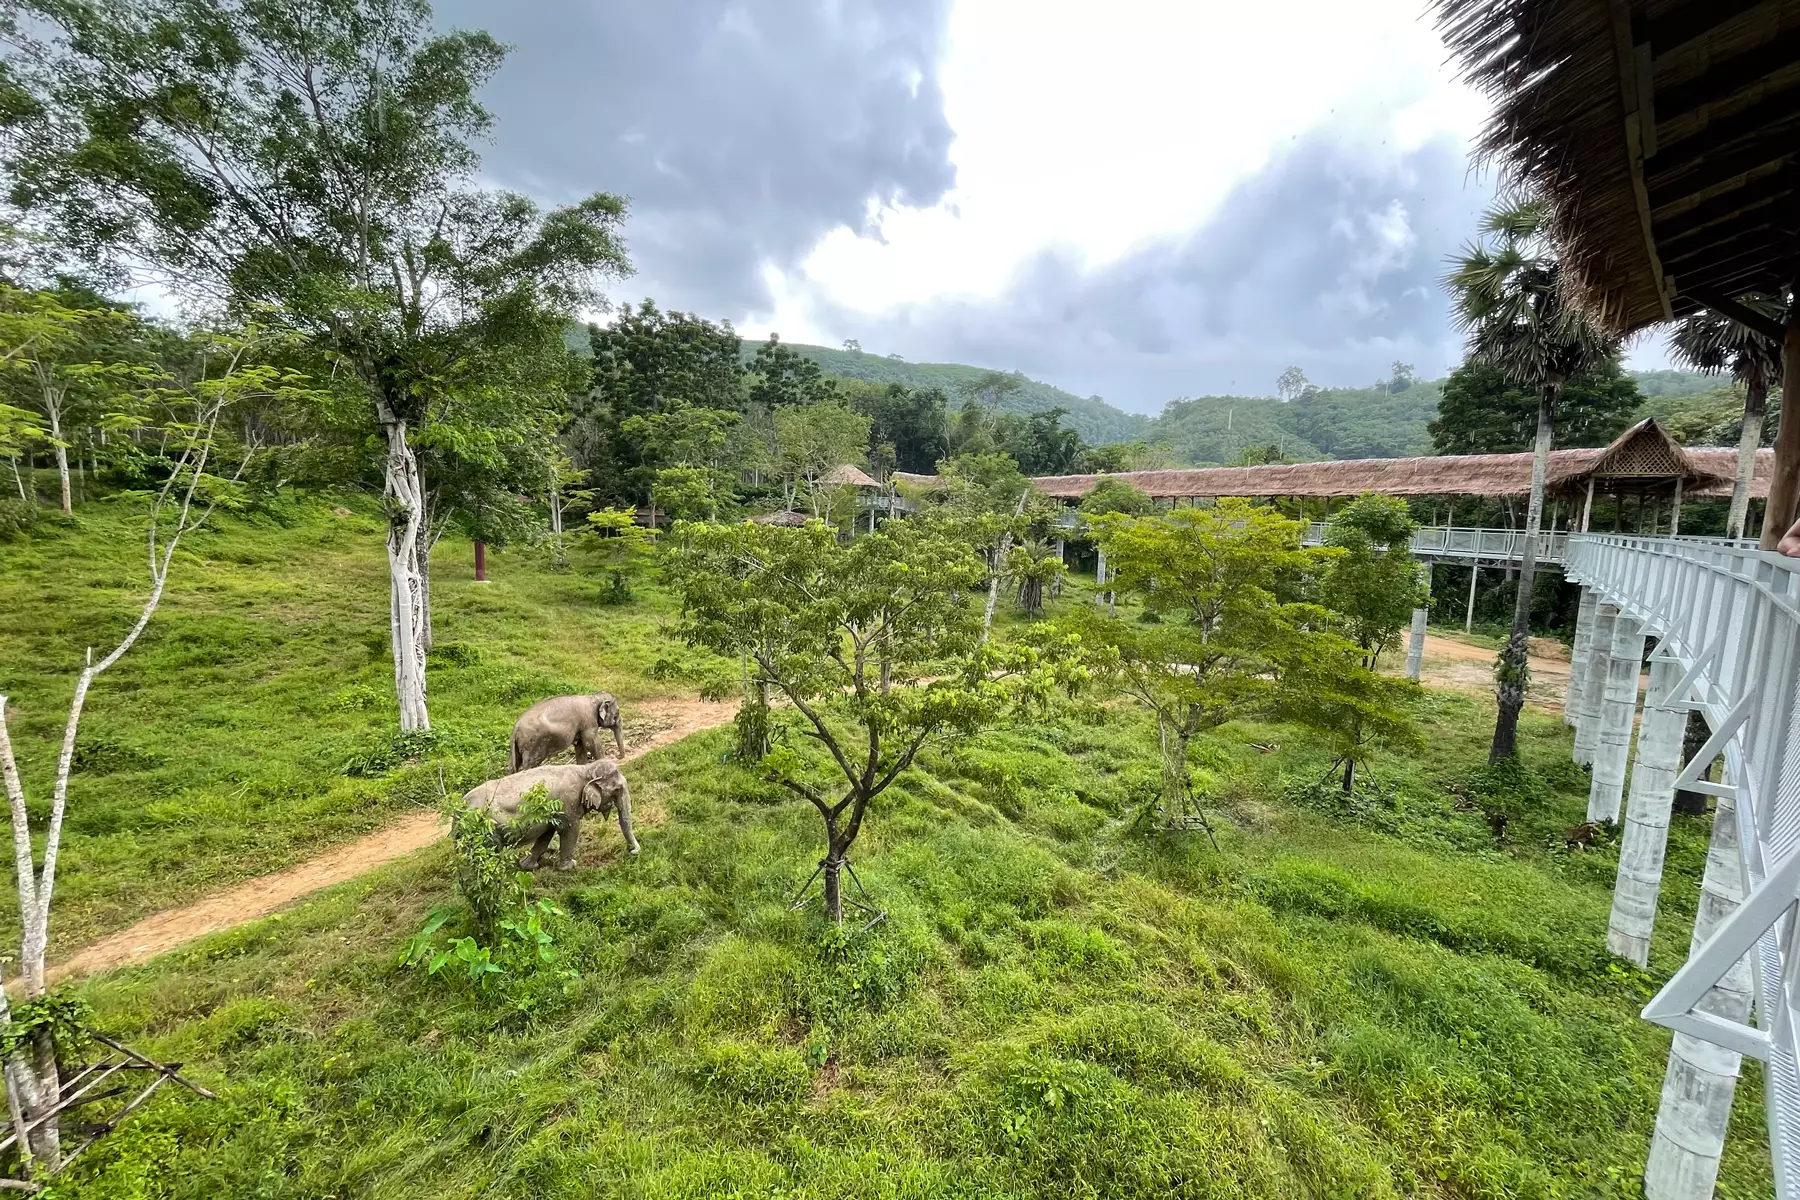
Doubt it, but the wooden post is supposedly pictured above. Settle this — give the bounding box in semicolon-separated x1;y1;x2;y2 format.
473;540;487;582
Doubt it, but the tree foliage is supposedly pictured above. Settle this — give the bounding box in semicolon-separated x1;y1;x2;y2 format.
669;517;1081;920
1429;358;1640;455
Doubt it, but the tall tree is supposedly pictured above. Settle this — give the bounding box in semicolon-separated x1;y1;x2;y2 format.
772;401;870;518
1445;199;1615;762
1;0;630;731
1667;295;1785;539
748;334;837;409
1429;357;1641;456
1276;366;1310;401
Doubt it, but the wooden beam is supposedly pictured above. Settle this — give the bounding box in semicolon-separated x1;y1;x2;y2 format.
1655;25;1800;121
1648;135;1800;211
1666;234;1789;279
1633;0;1764;56
1655;170;1793;239
1609;0;1674;320
1654;92;1800;174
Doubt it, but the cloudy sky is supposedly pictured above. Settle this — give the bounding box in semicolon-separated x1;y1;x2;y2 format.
436;0;1652;413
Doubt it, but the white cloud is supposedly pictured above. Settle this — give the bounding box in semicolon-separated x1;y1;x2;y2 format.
749;0;1489;343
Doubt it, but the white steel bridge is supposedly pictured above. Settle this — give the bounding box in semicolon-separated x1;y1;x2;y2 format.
1560;533;1800;1199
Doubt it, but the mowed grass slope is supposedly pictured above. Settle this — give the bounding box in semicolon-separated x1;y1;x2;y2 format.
0;496;721;951
2;498;1771;1196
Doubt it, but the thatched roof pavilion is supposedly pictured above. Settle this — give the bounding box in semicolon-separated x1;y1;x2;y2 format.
1433;0;1800;544
819;464;881;488
1033;421;1759;505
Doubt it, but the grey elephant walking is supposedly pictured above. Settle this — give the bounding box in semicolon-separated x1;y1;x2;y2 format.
510;693;624;771
462;759;639;870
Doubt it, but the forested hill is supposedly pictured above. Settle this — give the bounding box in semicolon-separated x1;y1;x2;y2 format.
751;342;1153;446
1143;380;1447;464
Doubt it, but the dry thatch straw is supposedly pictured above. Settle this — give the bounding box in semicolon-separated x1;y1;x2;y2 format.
1433;0;1800;334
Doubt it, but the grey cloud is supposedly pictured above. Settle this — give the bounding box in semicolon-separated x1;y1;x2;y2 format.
434;0;956;313
814;130;1495;413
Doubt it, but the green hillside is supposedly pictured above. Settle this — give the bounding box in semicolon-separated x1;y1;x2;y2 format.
1144;381;1445;465
5;502;1769;1198
754;342;1153;447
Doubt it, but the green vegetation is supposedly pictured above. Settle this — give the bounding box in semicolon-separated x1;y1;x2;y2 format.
0;499;711;953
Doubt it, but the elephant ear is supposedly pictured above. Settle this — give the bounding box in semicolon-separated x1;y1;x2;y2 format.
597;693;619;728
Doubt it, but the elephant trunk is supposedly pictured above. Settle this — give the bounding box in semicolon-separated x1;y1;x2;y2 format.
612;721;625;757
614;781;640;854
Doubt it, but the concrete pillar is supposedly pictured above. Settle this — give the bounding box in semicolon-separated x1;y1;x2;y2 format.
1054;538;1065;563
1573;603;1618;766
1403;608;1428;680
1588;613;1645;823
1567;589;1599;728
1464;564;1479;633
1645;792;1752;1200
1606;656;1683;965
1670;477;1684;536
1096;544;1106;587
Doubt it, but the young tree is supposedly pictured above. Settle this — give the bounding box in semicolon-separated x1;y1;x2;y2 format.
0;286;146;514
1317;494;1427;791
1007;539;1065;619
2;0;631;731
585;507;656;603
772;402;871;516
1667;295;1785;539
1082;500;1344;829
0;328;314;1165
1321;494;1425;671
1445;199;1616;762
669;517;1079;921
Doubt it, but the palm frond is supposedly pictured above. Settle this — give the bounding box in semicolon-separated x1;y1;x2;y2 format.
1666;295;1785;385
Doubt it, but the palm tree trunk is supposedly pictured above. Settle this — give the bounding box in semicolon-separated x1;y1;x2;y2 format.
1727;370;1768;540
1492;381;1556;761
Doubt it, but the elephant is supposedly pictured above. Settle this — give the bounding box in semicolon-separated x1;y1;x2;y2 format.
509;693;624;772
461;759;639;870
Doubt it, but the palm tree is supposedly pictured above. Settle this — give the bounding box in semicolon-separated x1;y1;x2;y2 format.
1667;295;1784;539
1446;199;1617;762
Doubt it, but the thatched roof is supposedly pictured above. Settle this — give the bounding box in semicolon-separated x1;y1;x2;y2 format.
1435;0;1800;333
1032;422;1762;501
891;470;945;489
819;464;880;488
747;509;810;527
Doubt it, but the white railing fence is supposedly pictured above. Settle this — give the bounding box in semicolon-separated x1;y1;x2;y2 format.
1565;532;1800;1199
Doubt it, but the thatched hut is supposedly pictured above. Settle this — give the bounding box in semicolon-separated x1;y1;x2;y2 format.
1433;0;1800;545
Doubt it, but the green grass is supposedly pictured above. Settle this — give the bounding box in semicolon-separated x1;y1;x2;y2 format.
0;494;723;951
0;495;1771;1197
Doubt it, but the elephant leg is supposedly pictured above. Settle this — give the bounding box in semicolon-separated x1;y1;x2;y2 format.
520;825;555;870
554;818;580;871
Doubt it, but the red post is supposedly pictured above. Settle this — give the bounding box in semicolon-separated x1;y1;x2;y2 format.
474;539;487;582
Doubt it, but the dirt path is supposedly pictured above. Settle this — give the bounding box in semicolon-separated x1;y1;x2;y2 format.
49;697;738;985
1417;632;1572;712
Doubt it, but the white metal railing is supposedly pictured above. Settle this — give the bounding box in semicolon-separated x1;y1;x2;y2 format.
1302;523;1570;563
1564;533;1800;1196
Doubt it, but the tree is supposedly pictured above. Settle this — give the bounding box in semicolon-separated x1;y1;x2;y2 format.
2;0;631;731
843;381;948;474
584;507;655;603
772;402;870;517
669;517;1078;921
1318;494;1426;791
748;335;838;409
1005;407;1085;475
1445;198;1616;762
574;302;744;506
1667;295;1786;539
0;286;149;514
1079;478;1154;518
0;327;313;1167
1276;366;1310;402
1082;500;1342;830
1429;357;1640;455
1389;362;1416;394
842;339;861;354
1007;539;1065;620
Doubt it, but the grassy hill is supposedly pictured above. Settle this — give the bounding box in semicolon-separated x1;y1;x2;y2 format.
754;342;1153;447
0;497;1773;1197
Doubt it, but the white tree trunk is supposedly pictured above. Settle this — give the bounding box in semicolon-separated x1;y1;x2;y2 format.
45;399;70;517
381;419;430;731
1607;656;1683;965
1725;380;1766;541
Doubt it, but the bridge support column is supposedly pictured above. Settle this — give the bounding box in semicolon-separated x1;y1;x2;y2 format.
1589;614;1645;823
1464;564;1479;632
1404;608;1428;680
1567;589;1598;728
1607;656;1683;966
1096;545;1106;587
1574;604;1618;766
1645;790;1752;1200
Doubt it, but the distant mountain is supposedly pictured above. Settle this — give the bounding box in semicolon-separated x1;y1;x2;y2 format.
754;342;1152;446
1143;381;1446;466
